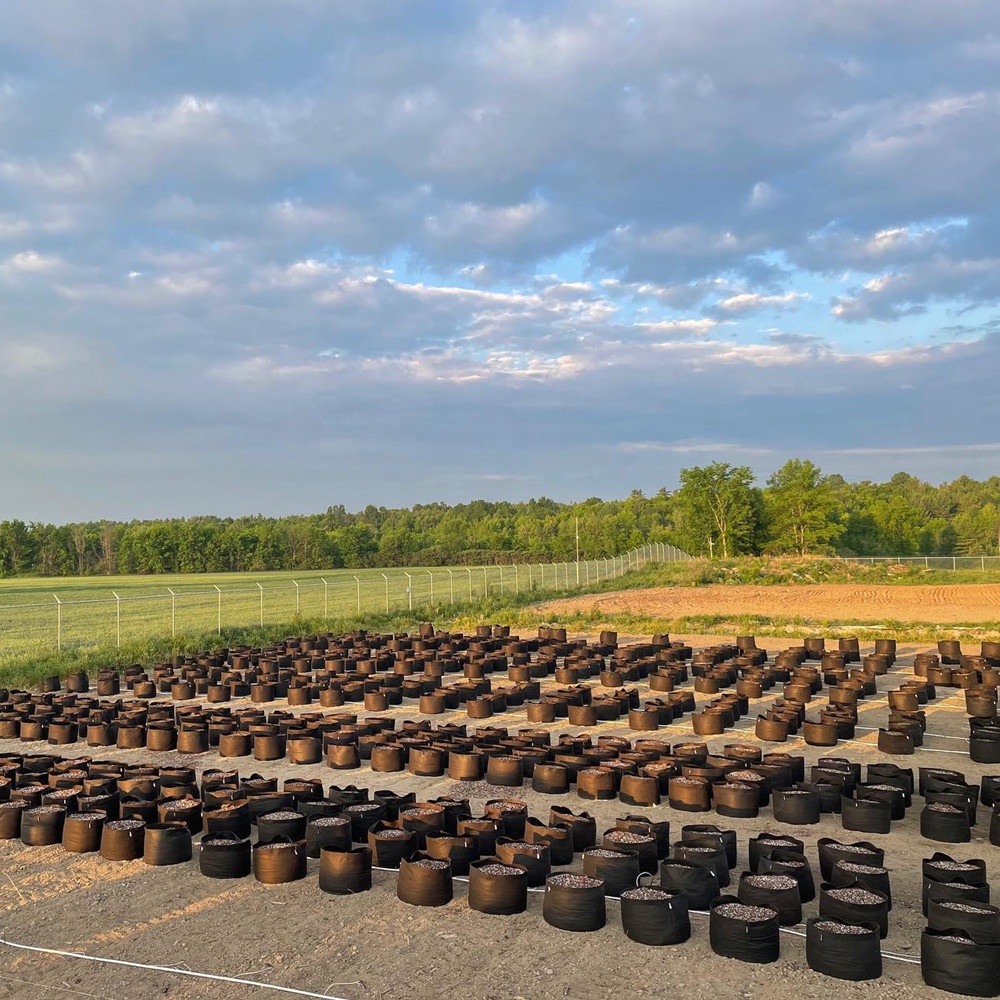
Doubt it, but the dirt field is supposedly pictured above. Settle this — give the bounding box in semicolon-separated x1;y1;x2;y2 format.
0;632;994;1000
542;583;1000;626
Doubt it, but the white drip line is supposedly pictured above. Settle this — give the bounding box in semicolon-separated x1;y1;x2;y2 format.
0;934;349;1000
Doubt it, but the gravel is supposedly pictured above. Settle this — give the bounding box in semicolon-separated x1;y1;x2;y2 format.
547;873;602;888
255;842;298;850
814;920;872;934
0;801;28;810
66;811;106;822
260;810;302;821
104;818;144;830
373;829;413;839
926;803;963;813
477;863;522;876
344;803;382;813
935;934;974;944
488;800;527;813
670;777;706;786
745;874;798;890
606;830;653;845
728;770;766;783
585;848;631;858
928;860;980;872
309;816;350;827
714;902;776;922
829;843;877;855
826;887;884;905
938;901;994;913
837;862;888;875
621;887;670;900
409;858;450;870
400;808;442;818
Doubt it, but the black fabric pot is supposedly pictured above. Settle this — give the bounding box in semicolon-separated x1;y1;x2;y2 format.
805;918;882;981
659;859;720;910
672;841;729;888
200;833;252;878
620;885;691;945
921;929;1000;998
680;824;736;869
703;777;751;814
531;764;570;795
344;802;388;844
305;815;351;857
772;788;821;825
981;776;1000;808
817;838;884;882
396;854;453;907
830;860;892;909
142;823;192;866
921;804;972;844
467;859;528;914
709;895;780;964
319;845;372;894
527;819;574;866
548;807;597;852
923;878;992;916
738;871;802;926
487;756;524;788
618;774;660;807
819;881;889;938
368;822;418;868
841;796;891;835
576;768;617;800
257;810;307;844
583;847;640;897
62;811;105;853
759;850;815;903
929;898;1000;944
748;834;803;874
424;832;478;876
204;803;251;840
252;838;306;883
542;873;607;931
495;837;551;887
99;817;144;859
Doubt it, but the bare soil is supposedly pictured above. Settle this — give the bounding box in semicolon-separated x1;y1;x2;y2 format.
541;582;1000;625
0;632;992;1000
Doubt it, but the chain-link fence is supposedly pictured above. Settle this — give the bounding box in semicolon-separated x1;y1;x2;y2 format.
0;543;690;657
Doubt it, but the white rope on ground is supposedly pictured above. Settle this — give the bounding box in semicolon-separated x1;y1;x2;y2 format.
0;934;349;1000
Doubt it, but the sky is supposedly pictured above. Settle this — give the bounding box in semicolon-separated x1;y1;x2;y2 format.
1;0;1000;523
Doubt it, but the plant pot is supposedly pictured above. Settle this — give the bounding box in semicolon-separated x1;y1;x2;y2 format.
467;859;528;914
396;854;453;907
659;859;719;909
542;873;607;931
709;896;780;964
738;871;802;926
805;917;882;981
921;929;1000;997
620;884;691;945
319;845;372;894
818;881;889;938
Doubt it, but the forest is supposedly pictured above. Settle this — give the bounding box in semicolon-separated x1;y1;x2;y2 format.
0;461;998;577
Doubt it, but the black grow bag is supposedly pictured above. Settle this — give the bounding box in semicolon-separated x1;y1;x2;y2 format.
921;929;1000;997
929;898;1000;944
830;860;892;908
467;859;528;915
921;804;972;844
771;788;820;825
817;838;883;882
396;855;453;907
200;834;252;879
819;881;889;938
759;849;815;903
738;871;801;926
543;873;607;931
709;896;780;964
318;845;372;894
805;917;882;981
583;847;640;898
659;859;719;910
748;834;803;874
620;884;691;945
841;796;891;835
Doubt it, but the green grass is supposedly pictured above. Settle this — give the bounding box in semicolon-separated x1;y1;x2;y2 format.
0;561;595;662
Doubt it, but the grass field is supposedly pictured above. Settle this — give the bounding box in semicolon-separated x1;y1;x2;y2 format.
0;556;639;664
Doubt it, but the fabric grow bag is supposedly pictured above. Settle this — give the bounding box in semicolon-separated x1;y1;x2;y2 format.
319;845;372;894
542;873;607;932
620;885;691;946
805;917;881;981
709;896;780;964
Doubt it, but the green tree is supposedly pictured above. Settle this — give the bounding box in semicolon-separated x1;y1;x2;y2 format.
763;459;844;555
673;463;760;558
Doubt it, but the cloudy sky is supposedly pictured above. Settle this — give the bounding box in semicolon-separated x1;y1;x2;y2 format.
2;1;999;522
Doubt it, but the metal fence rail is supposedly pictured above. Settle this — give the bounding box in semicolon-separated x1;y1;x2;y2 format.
841;555;1000;571
0;543;690;657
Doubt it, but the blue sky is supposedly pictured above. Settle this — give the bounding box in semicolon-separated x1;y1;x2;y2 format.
1;1;1000;522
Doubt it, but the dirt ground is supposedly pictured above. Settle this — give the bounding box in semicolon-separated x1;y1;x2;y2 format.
542;583;1000;626
0;631;995;1000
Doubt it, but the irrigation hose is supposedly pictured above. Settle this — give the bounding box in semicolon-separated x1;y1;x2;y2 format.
0;931;350;1000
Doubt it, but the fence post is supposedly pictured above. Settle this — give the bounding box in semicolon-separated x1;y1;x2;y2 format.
953;556;957;571
353;576;361;614
214;585;222;635
292;581;300;616
321;579;329;620
426;569;434;605
481;567;488;599
257;583;264;626
447;569;454;604
167;588;176;638
381;573;389;613
54;595;61;652
983;556;986;572
584;560;589;586
466;567;473;600
514;564;519;594
112;592;121;649
404;572;413;611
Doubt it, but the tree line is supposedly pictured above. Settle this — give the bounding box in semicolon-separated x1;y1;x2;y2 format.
0;461;998;577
